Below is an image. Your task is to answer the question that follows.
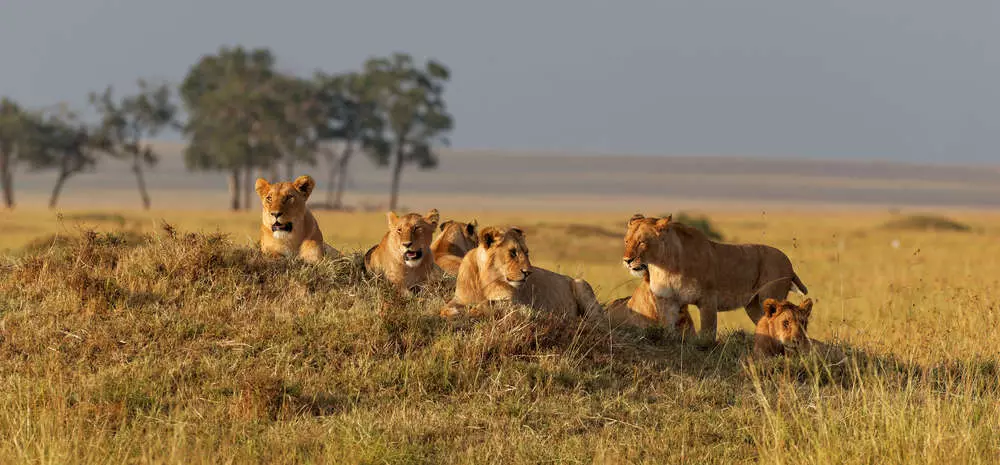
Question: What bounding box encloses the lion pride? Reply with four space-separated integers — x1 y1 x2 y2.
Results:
440 226 602 320
431 219 478 275
365 209 440 293
254 175 340 263
622 214 807 342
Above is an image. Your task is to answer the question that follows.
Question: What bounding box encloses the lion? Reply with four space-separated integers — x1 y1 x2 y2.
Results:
623 214 807 343
753 298 813 356
606 281 696 338
364 209 440 293
440 226 602 320
255 175 340 263
431 219 478 275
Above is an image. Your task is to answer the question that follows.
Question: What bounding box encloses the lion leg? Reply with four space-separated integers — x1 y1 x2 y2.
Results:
298 240 325 263
571 279 602 320
439 298 467 318
655 299 682 329
696 299 719 345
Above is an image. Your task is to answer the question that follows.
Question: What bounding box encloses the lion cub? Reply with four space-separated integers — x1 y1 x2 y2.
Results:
431 219 478 275
440 226 602 320
365 209 440 293
255 175 340 263
753 298 813 356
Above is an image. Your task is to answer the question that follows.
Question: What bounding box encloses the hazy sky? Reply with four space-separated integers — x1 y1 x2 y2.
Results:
3 0 998 163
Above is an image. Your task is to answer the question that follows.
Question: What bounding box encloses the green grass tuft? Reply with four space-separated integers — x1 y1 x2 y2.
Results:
882 214 971 232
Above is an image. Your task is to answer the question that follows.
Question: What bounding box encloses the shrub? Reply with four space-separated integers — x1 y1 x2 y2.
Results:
882 214 971 232
672 212 725 241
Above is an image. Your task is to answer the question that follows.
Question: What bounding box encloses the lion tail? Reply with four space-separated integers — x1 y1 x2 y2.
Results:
791 273 808 295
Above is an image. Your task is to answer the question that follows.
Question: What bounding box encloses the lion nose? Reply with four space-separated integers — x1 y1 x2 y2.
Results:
521 269 532 278
402 241 413 248
624 257 634 265
270 212 281 220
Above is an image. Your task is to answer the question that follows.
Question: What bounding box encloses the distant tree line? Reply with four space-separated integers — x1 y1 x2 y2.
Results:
0 48 452 211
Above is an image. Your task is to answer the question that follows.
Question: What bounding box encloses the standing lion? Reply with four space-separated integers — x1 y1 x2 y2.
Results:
622 214 807 343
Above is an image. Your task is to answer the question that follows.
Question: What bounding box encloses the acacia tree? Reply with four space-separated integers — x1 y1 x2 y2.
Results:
180 46 281 211
264 74 321 181
364 53 453 210
0 98 31 209
314 70 387 209
22 107 108 209
90 80 177 210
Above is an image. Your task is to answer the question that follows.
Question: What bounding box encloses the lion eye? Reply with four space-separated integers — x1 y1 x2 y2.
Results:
265 195 272 202
284 196 293 203
509 249 517 258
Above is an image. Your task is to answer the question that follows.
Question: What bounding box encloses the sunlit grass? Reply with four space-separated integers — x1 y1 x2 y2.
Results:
1 207 999 463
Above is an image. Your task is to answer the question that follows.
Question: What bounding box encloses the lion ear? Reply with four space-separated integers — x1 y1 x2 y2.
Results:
628 214 645 226
466 221 477 238
386 211 399 228
762 299 780 318
439 220 453 232
425 209 440 227
292 175 315 198
509 226 525 238
478 226 503 248
799 298 814 318
254 178 270 198
654 215 672 231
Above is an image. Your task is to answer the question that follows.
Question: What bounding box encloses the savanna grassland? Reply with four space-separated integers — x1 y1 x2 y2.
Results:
1 208 999 464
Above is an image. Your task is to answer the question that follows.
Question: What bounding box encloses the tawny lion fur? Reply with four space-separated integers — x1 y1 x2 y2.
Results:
753 298 813 356
365 209 440 293
606 281 696 338
431 219 478 275
255 175 340 263
440 226 602 320
622 214 807 341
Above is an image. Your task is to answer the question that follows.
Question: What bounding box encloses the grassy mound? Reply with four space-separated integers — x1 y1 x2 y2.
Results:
0 228 996 463
882 214 971 232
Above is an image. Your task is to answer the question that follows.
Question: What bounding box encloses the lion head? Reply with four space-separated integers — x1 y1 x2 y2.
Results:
436 220 478 255
759 298 813 353
386 209 440 268
255 176 315 239
622 213 674 277
477 226 532 289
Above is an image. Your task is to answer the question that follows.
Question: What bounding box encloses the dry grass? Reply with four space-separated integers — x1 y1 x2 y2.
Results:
1 208 1000 463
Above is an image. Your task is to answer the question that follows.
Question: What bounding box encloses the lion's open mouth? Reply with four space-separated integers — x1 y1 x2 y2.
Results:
271 222 293 233
507 278 526 288
631 264 648 272
403 249 423 261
